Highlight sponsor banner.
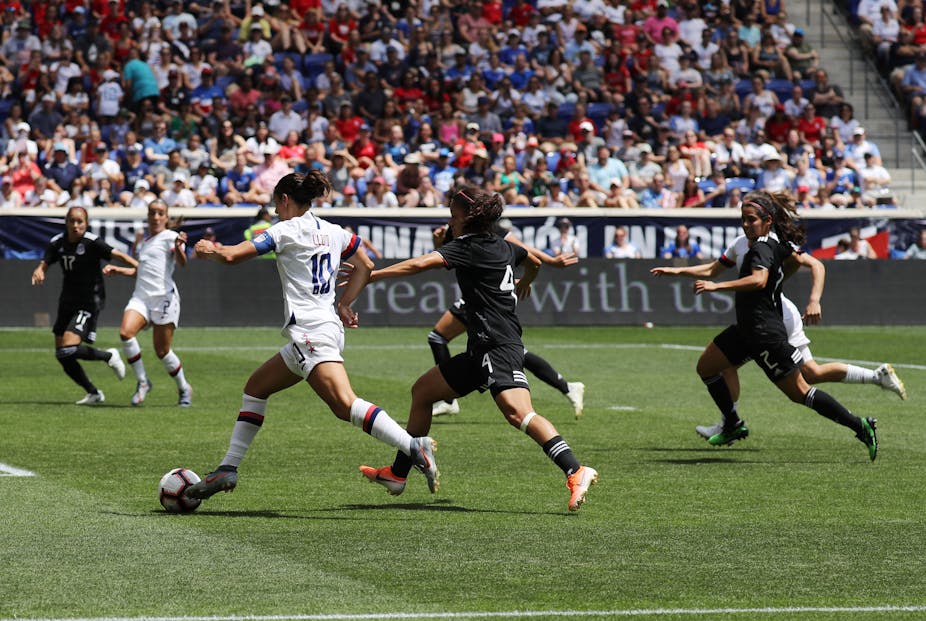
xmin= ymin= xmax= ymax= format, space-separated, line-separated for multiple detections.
xmin=2 ymin=212 xmax=924 ymax=259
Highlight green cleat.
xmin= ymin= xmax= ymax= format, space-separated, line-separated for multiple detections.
xmin=857 ymin=416 xmax=878 ymax=462
xmin=708 ymin=421 xmax=749 ymax=446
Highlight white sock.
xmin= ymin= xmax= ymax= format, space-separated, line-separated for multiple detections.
xmin=222 ymin=394 xmax=267 ymax=468
xmin=122 ymin=337 xmax=147 ymax=382
xmin=161 ymin=349 xmax=189 ymax=389
xmin=349 ymin=398 xmax=413 ymax=455
xmin=843 ymin=364 xmax=877 ymax=384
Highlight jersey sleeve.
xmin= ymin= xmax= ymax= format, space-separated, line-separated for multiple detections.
xmin=335 ymin=226 xmax=362 ymax=261
xmin=747 ymin=240 xmax=775 ymax=272
xmin=43 ymin=239 xmax=60 ymax=265
xmin=508 ymin=240 xmax=529 ymax=266
xmin=90 ymin=236 xmax=114 ymax=261
xmin=435 ymin=238 xmax=467 ymax=270
xmin=252 ymin=221 xmax=283 ymax=256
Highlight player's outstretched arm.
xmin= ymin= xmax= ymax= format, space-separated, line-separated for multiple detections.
xmin=651 ymin=260 xmax=724 ymax=279
xmin=505 ymin=232 xmax=578 ymax=268
xmin=111 ymin=249 xmax=139 ymax=270
xmin=194 ymin=239 xmax=258 ymax=265
xmin=694 ymin=268 xmax=767 ymax=295
xmin=370 ymin=251 xmax=445 ymax=282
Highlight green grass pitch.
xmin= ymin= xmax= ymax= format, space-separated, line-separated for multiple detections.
xmin=0 ymin=326 xmax=924 ymax=621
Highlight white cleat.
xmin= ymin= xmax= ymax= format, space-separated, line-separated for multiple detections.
xmin=566 ymin=382 xmax=585 ymax=418
xmin=131 ymin=378 xmax=152 ymax=406
xmin=875 ymin=364 xmax=907 ymax=400
xmin=178 ymin=384 xmax=193 ymax=407
xmin=695 ymin=421 xmax=724 ymax=440
xmin=410 ymin=436 xmax=439 ymax=493
xmin=432 ymin=399 xmax=460 ymax=417
xmin=106 ymin=348 xmax=126 ymax=380
xmin=76 ymin=391 xmax=105 ymax=405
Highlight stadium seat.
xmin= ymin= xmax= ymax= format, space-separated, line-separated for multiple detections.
xmin=587 ymin=103 xmax=614 ymax=127
xmin=303 ymin=53 xmax=333 ymax=73
xmin=725 ymin=177 xmax=756 ymax=193
xmin=273 ymin=52 xmax=302 ymax=71
xmin=216 ymin=75 xmax=235 ymax=91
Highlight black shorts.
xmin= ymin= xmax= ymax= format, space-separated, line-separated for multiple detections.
xmin=439 ymin=343 xmax=530 ymax=398
xmin=53 ymin=301 xmax=100 ymax=343
xmin=447 ymin=298 xmax=467 ymax=324
xmin=713 ymin=325 xmax=803 ymax=383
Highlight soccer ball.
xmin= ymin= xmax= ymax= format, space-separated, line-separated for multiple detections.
xmin=158 ymin=468 xmax=202 ymax=514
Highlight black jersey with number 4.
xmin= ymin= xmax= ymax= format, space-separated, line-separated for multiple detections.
xmin=735 ymin=235 xmax=793 ymax=341
xmin=436 ymin=233 xmax=528 ymax=351
xmin=43 ymin=232 xmax=114 ymax=309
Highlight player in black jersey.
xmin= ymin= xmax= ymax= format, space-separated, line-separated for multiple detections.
xmin=428 ymin=221 xmax=587 ymax=418
xmin=31 ymin=206 xmax=138 ymax=405
xmin=689 ymin=191 xmax=879 ymax=460
xmin=359 ymin=185 xmax=598 ymax=511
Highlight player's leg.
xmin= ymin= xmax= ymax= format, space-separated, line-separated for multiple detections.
xmin=696 ymin=364 xmax=742 ymax=439
xmin=54 ymin=328 xmax=103 ymax=404
xmin=494 ymin=386 xmax=598 ymax=512
xmin=185 ymin=353 xmax=303 ymax=500
xmin=522 ymin=348 xmax=585 ymax=418
xmin=774 ymin=365 xmax=878 ymax=461
xmin=120 ymin=303 xmax=152 ymax=405
xmin=800 ymin=350 xmax=907 ymax=400
xmin=429 ymin=308 xmax=466 ymax=416
xmin=152 ymin=322 xmax=192 ymax=406
xmin=696 ymin=328 xmax=750 ymax=445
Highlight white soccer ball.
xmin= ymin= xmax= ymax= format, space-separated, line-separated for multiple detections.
xmin=158 ymin=467 xmax=202 ymax=514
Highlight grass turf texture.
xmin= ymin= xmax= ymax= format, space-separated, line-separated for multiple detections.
xmin=0 ymin=326 xmax=923 ymax=620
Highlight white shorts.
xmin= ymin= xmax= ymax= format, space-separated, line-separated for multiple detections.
xmin=126 ymin=287 xmax=181 ymax=327
xmin=782 ymin=295 xmax=813 ymax=360
xmin=279 ymin=322 xmax=345 ymax=380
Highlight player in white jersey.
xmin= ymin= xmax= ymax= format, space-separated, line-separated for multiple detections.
xmin=183 ymin=171 xmax=437 ymax=501
xmin=652 ymin=232 xmax=907 ymax=440
xmin=104 ymin=200 xmax=192 ymax=407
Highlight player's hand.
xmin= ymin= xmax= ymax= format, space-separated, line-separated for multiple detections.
xmin=432 ymin=225 xmax=447 ymax=249
xmin=551 ymin=252 xmax=578 ymax=268
xmin=337 ymin=262 xmax=355 ymax=288
xmin=650 ymin=267 xmax=677 ymax=277
xmin=102 ymin=264 xmax=117 ymax=276
xmin=337 ymin=302 xmax=359 ymax=328
xmin=31 ymin=267 xmax=44 ymax=285
xmin=194 ymin=239 xmax=215 ymax=258
xmin=515 ymin=279 xmax=532 ymax=300
xmin=175 ymin=231 xmax=188 ymax=250
xmin=803 ymin=301 xmax=822 ymax=325
xmin=693 ymin=279 xmax=715 ymax=294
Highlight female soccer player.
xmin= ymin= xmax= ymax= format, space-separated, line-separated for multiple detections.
xmin=659 ymin=190 xmax=878 ymax=460
xmin=31 ymin=206 xmax=137 ymax=404
xmin=652 ymin=222 xmax=905 ymax=442
xmin=359 ymin=186 xmax=598 ymax=511
xmin=184 ymin=171 xmax=436 ymax=500
xmin=428 ymin=221 xmax=586 ymax=418
xmin=103 ymin=200 xmax=192 ymax=407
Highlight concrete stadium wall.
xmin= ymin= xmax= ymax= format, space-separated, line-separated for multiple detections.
xmin=4 ymin=259 xmax=924 ymax=328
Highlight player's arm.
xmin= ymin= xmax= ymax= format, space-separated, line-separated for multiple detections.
xmin=694 ymin=267 xmax=768 ymax=294
xmin=370 ymin=251 xmax=445 ymax=281
xmin=337 ymin=246 xmax=373 ymax=328
xmin=515 ymin=250 xmax=541 ymax=300
xmin=787 ymin=251 xmax=825 ymax=324
xmin=505 ymin=231 xmax=577 ymax=268
xmin=194 ymin=239 xmax=259 ymax=265
xmin=110 ymin=249 xmax=139 ymax=269
xmin=173 ymin=232 xmax=188 ymax=267
xmin=30 ymin=260 xmax=48 ymax=285
xmin=651 ymin=260 xmax=725 ymax=279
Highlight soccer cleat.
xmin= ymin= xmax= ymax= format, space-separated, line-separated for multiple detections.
xmin=178 ymin=384 xmax=193 ymax=407
xmin=106 ymin=348 xmax=126 ymax=380
xmin=707 ymin=421 xmax=749 ymax=446
xmin=359 ymin=465 xmax=407 ymax=496
xmin=131 ymin=378 xmax=152 ymax=406
xmin=566 ymin=465 xmax=598 ymax=511
xmin=184 ymin=466 xmax=238 ymax=500
xmin=410 ymin=436 xmax=439 ymax=493
xmin=432 ymin=399 xmax=460 ymax=417
xmin=875 ymin=364 xmax=907 ymax=400
xmin=75 ymin=391 xmax=105 ymax=405
xmin=695 ymin=420 xmax=724 ymax=440
xmin=857 ymin=416 xmax=878 ymax=462
xmin=566 ymin=382 xmax=585 ymax=418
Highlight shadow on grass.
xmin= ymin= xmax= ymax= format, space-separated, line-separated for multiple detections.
xmin=336 ymin=500 xmax=566 ymax=516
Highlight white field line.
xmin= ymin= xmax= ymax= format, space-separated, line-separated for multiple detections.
xmin=0 ymin=461 xmax=36 ymax=476
xmin=6 ymin=605 xmax=926 ymax=621
xmin=3 ymin=343 xmax=925 ymax=371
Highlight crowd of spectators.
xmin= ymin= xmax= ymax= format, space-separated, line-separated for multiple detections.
xmin=0 ymin=0 xmax=901 ymax=213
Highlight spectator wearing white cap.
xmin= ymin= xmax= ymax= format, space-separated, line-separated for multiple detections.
xmin=84 ymin=142 xmax=124 ymax=194
xmin=28 ymin=93 xmax=63 ymax=140
xmin=160 ymin=170 xmax=196 ymax=207
xmin=6 ymin=121 xmax=38 ymax=159
xmin=844 ymin=126 xmax=882 ymax=168
xmin=51 ymin=47 xmax=81 ymax=99
xmin=0 ymin=173 xmax=20 ymax=207
xmin=44 ymin=142 xmax=84 ymax=193
xmin=95 ymin=70 xmax=124 ymax=121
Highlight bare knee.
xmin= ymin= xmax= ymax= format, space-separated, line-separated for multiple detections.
xmin=800 ymin=363 xmax=822 ymax=384
xmin=154 ymin=345 xmax=170 ymax=359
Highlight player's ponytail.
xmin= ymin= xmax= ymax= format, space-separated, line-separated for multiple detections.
xmin=450 ymin=185 xmax=504 ymax=235
xmin=743 ymin=190 xmax=806 ymax=247
xmin=274 ymin=171 xmax=332 ymax=207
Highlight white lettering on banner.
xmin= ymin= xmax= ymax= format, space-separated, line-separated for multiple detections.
xmin=603 ymin=224 xmax=658 ymax=257
xmin=90 ymin=218 xmax=146 ymax=255
xmin=660 ymin=225 xmax=742 ymax=258
xmin=668 ymin=282 xmax=734 ymax=314
xmin=357 ymin=225 xmax=437 ymax=259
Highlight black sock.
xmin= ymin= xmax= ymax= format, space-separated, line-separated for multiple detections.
xmin=804 ymin=387 xmax=863 ymax=434
xmin=74 ymin=345 xmax=111 ymax=361
xmin=703 ymin=374 xmax=740 ymax=428
xmin=428 ymin=331 xmax=454 ymax=404
xmin=524 ymin=351 xmax=569 ymax=394
xmin=56 ymin=347 xmax=97 ymax=394
xmin=542 ymin=435 xmax=581 ymax=476
xmin=391 ymin=450 xmax=414 ymax=478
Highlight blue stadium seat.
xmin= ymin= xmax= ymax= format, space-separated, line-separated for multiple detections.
xmin=303 ymin=52 xmax=333 ymax=73
xmin=556 ymin=102 xmax=575 ymax=123
xmin=725 ymin=177 xmax=756 ymax=193
xmin=293 ymin=100 xmax=308 ymax=113
xmin=587 ymin=102 xmax=613 ymax=127
xmin=216 ymin=75 xmax=235 ymax=91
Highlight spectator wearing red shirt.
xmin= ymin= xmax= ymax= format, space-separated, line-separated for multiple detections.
xmin=614 ymin=19 xmax=643 ymax=51
xmin=796 ymin=103 xmax=827 ymax=147
xmin=335 ymin=102 xmax=365 ymax=144
xmin=287 ymin=0 xmax=321 ymax=21
xmin=100 ymin=0 xmax=129 ymax=42
xmin=764 ymin=104 xmax=793 ymax=145
xmin=298 ymin=10 xmax=327 ymax=54
xmin=393 ymin=73 xmax=424 ymax=111
xmin=642 ymin=1 xmax=678 ymax=44
xmin=349 ymin=123 xmax=377 ymax=164
xmin=567 ymin=103 xmax=596 ymax=142
xmin=481 ymin=0 xmax=503 ymax=25
xmin=327 ymin=5 xmax=356 ymax=53
xmin=508 ymin=0 xmax=536 ymax=27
